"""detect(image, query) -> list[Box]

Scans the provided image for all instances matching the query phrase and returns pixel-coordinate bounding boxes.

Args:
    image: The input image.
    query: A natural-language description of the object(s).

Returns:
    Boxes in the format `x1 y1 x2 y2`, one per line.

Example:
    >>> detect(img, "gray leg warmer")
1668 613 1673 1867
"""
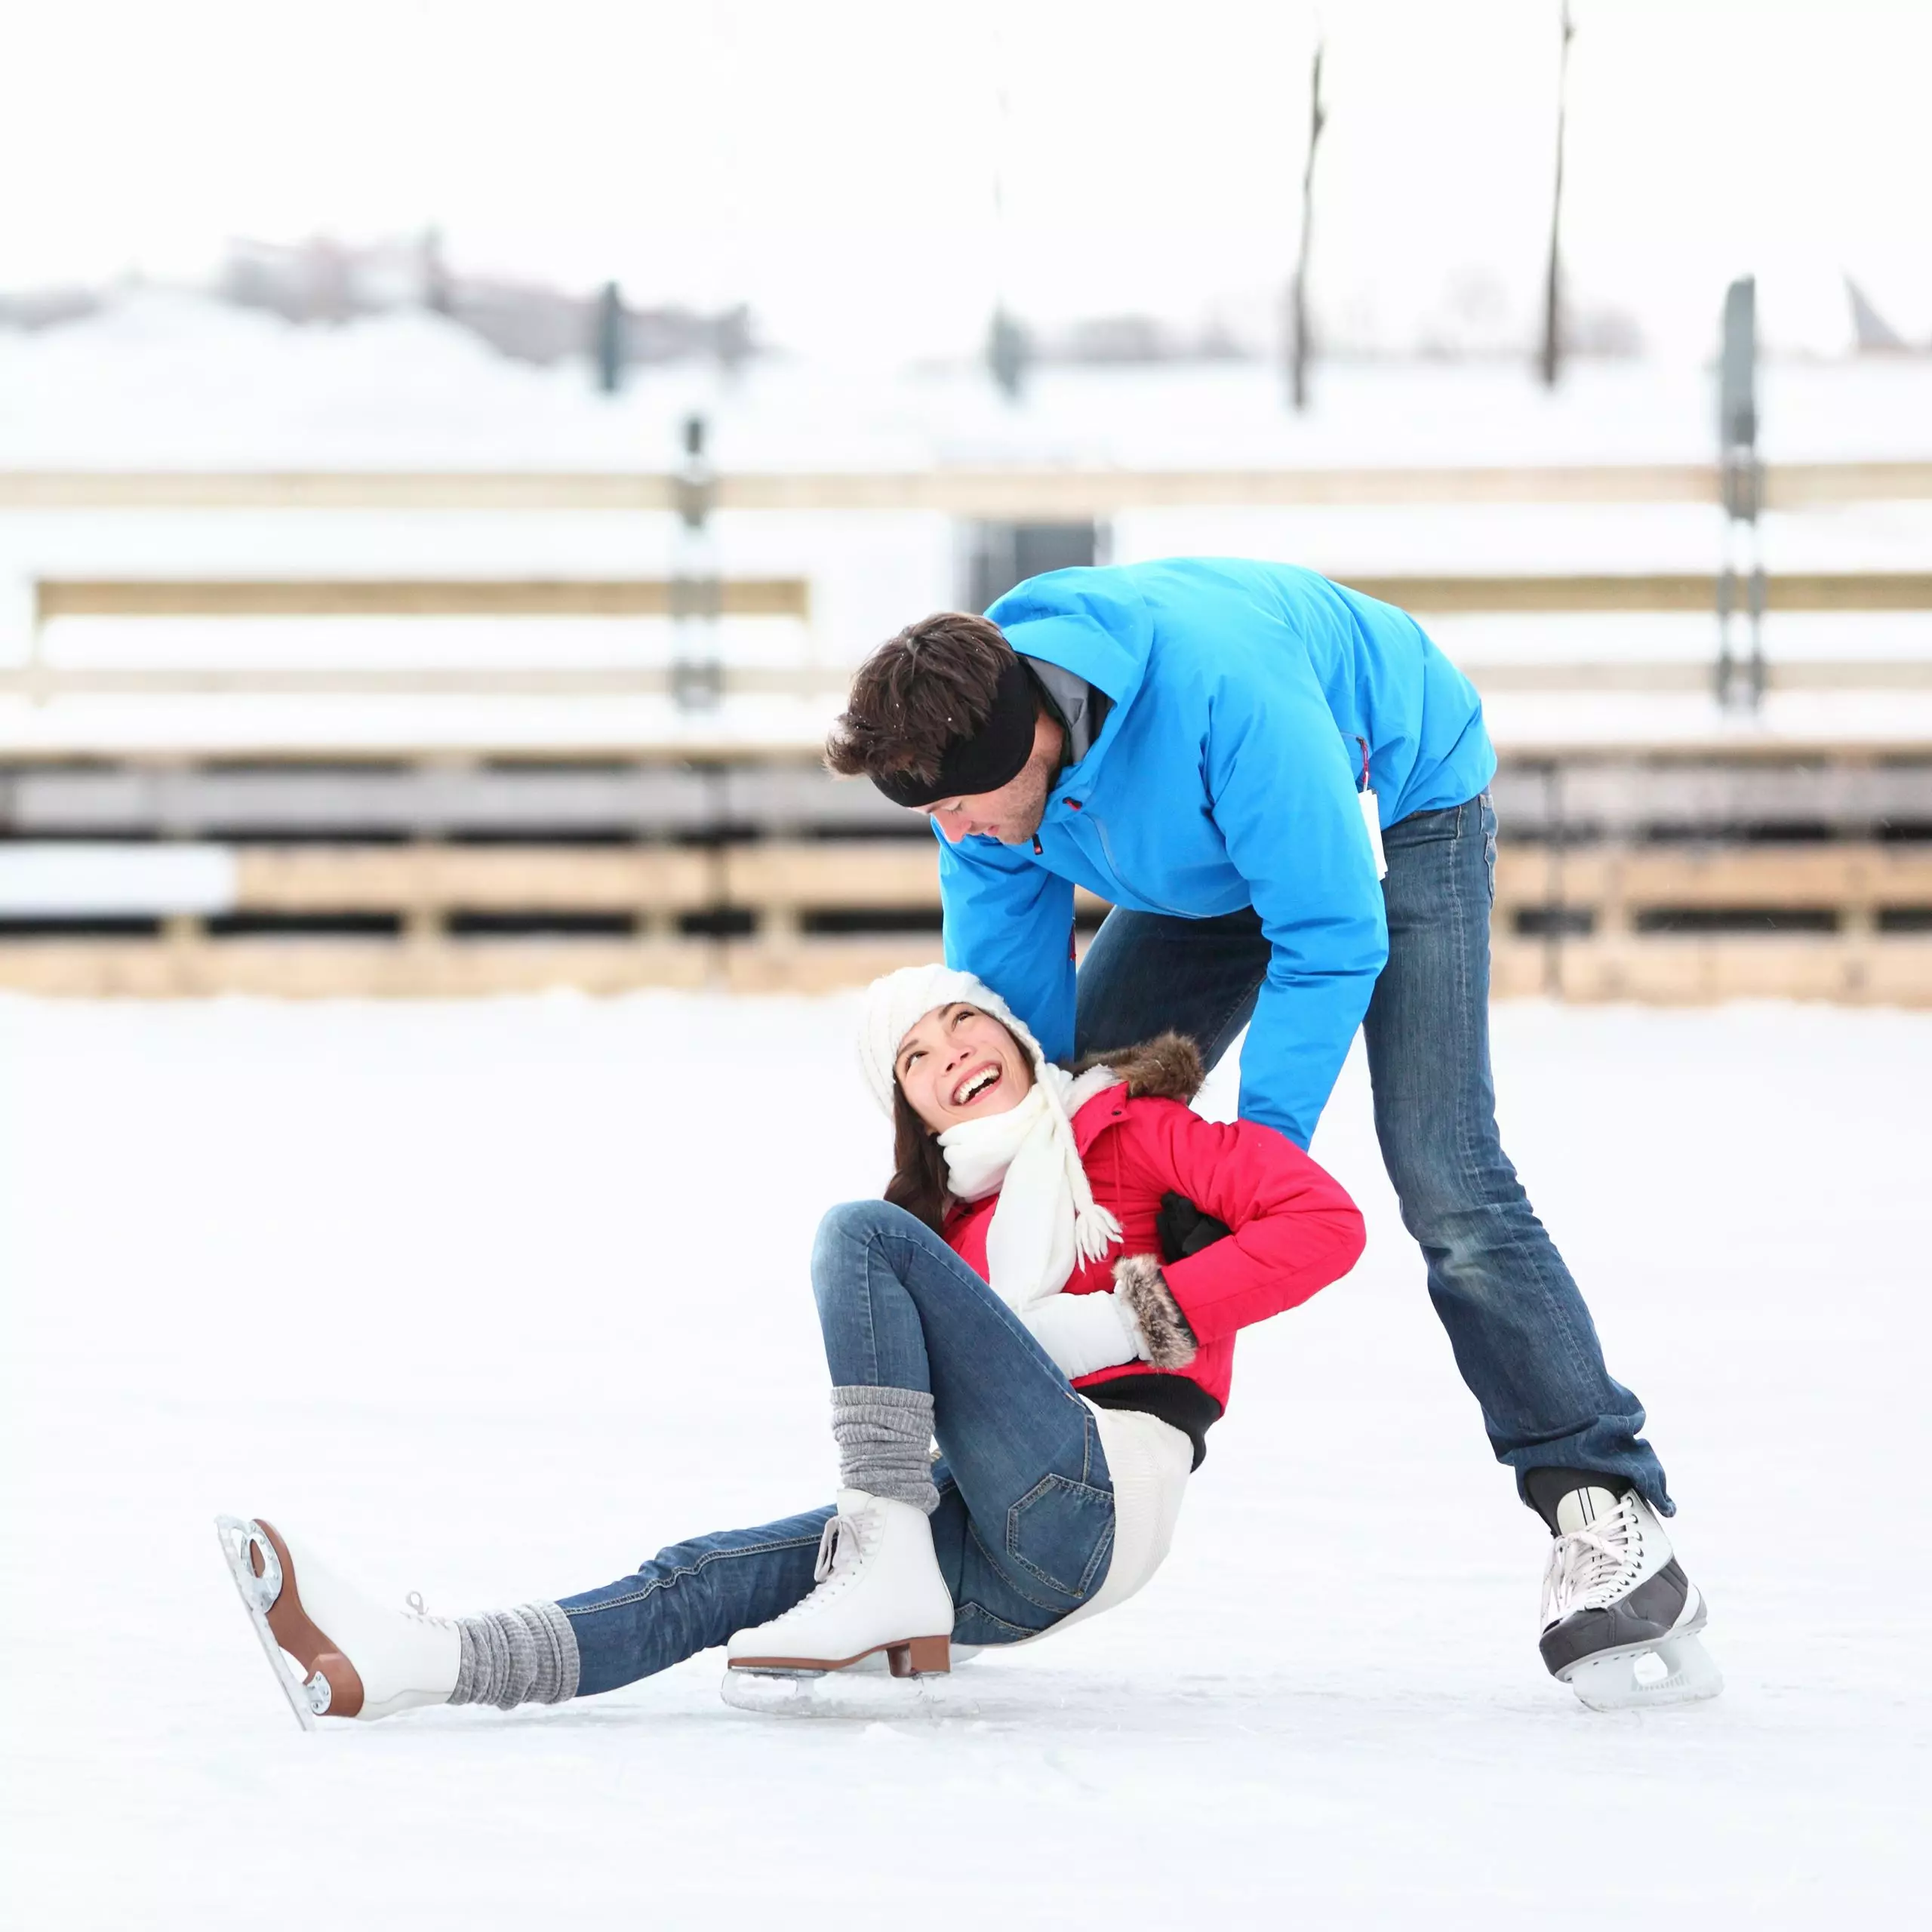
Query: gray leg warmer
831 1385 939 1515
450 1601 580 1709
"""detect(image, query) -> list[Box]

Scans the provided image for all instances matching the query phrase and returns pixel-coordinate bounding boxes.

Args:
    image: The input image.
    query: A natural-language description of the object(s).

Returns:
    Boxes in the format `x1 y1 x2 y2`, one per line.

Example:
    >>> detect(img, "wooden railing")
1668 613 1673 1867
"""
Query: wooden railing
2 835 1926 1004
32 577 811 622
6 568 1926 705
5 462 1931 512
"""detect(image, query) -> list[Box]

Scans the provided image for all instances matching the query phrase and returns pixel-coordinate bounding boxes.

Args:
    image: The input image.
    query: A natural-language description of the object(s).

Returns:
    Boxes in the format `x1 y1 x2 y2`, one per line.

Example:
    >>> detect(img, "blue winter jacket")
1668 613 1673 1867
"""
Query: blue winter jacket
937 557 1496 1147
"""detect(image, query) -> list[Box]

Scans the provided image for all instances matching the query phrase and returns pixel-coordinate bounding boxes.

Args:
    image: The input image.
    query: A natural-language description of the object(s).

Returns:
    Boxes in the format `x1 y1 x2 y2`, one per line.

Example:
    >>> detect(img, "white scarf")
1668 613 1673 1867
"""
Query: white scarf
939 1063 1124 1310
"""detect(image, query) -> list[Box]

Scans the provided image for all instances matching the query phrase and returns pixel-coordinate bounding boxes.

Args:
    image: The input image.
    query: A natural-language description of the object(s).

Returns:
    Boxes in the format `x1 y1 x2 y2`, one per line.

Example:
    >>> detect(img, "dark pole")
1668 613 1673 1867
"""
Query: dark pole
1539 1 1575 389
1290 39 1327 412
1716 276 1764 709
594 281 626 395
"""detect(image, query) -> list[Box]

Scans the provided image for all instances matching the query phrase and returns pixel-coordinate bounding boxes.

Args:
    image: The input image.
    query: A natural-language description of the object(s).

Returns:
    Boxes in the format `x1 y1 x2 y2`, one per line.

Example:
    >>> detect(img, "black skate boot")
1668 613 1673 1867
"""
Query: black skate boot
1527 1472 1723 1712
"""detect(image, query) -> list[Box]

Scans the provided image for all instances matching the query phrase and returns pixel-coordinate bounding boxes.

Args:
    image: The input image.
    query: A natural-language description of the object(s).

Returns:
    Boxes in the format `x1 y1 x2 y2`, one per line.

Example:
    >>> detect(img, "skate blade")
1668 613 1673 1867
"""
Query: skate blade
719 1663 971 1721
1561 1632 1724 1712
213 1515 323 1734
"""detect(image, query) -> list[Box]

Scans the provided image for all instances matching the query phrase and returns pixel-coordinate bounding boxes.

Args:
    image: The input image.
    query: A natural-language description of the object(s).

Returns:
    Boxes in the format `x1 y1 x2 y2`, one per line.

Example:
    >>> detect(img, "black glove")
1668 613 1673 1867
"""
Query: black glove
1156 1191 1232 1265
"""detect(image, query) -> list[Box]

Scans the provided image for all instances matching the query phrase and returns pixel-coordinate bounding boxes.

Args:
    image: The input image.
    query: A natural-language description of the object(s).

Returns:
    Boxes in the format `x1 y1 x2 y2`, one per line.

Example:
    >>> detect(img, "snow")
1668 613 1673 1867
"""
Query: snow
0 841 234 915
6 292 1932 472
2 993 1927 1927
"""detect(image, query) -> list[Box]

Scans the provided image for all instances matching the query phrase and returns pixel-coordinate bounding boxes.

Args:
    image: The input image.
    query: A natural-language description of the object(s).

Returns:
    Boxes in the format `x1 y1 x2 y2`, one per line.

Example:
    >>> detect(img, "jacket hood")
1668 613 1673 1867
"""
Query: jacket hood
986 568 1153 718
1070 1032 1204 1105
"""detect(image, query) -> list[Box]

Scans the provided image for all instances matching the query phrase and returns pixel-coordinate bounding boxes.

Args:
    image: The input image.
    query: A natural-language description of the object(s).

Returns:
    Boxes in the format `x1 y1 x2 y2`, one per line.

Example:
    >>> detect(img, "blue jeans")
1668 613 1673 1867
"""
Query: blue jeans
560 1200 1115 1697
1075 792 1670 1515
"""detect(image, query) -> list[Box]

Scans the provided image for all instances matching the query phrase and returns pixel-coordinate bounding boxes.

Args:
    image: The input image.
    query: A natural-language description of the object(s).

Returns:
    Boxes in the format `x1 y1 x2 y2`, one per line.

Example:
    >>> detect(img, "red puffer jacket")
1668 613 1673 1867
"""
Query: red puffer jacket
943 1035 1365 1412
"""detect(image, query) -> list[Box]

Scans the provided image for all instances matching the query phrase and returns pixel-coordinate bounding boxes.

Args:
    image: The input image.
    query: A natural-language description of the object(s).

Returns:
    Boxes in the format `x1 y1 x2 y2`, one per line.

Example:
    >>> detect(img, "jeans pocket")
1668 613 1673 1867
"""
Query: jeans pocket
1481 793 1498 904
1006 1474 1115 1600
952 1599 1051 1647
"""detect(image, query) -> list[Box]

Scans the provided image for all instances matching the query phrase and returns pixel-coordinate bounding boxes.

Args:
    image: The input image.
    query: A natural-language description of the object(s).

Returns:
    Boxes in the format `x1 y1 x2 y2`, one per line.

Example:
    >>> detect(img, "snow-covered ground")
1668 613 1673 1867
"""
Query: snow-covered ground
2 993 1927 1927
8 294 1932 472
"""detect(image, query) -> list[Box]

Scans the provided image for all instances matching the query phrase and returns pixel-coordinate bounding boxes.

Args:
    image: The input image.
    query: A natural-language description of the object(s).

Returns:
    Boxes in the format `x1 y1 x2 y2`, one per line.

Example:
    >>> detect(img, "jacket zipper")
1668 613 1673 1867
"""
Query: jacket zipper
1084 808 1195 918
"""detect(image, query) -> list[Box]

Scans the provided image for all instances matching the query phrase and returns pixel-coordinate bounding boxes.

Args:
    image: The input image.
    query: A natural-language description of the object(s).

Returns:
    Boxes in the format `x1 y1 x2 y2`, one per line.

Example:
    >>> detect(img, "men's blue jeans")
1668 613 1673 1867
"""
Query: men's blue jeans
1075 791 1670 1515
560 1200 1114 1697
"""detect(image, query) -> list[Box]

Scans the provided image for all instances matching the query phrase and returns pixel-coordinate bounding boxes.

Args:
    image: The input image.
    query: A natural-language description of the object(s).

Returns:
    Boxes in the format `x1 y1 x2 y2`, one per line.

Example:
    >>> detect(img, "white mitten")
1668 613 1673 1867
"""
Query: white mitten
1020 1289 1145 1380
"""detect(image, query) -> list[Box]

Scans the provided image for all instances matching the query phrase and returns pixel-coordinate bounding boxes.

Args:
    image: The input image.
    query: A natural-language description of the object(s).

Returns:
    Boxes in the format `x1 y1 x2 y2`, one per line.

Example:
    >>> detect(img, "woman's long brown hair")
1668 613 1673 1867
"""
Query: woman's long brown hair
884 1082 952 1233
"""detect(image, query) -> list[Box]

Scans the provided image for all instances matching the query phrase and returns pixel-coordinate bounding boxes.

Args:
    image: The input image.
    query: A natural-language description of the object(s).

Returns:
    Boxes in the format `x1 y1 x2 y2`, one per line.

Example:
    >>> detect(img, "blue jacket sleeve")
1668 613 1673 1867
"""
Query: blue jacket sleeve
1206 657 1389 1147
936 828 1078 1061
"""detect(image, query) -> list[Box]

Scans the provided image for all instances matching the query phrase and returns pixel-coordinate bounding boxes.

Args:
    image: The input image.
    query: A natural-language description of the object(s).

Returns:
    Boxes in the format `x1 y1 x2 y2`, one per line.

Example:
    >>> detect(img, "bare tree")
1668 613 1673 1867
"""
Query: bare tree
1290 38 1327 411
1539 0 1576 388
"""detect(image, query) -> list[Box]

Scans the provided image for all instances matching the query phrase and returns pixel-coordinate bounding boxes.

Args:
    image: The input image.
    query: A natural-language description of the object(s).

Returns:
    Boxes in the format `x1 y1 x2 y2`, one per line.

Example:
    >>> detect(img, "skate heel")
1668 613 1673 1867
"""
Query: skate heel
887 1635 950 1678
304 1651 366 1718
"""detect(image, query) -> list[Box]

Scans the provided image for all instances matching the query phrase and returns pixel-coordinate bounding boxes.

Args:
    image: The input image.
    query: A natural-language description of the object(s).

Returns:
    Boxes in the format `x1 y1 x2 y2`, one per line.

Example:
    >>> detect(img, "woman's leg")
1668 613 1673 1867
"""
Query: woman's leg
554 1506 834 1698
472 1200 1112 1705
811 1198 1116 1636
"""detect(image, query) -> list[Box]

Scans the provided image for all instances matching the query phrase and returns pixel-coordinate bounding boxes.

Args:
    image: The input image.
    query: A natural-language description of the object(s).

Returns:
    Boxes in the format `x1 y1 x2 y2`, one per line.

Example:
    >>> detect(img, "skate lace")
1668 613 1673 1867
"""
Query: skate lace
762 1506 880 1629
1540 1494 1644 1625
402 1589 457 1631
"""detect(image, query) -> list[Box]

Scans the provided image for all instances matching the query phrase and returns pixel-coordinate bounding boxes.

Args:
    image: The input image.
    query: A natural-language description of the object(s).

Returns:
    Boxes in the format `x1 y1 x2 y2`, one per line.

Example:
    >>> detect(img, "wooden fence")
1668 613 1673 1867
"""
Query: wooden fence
2 835 1927 1004
5 462 1931 512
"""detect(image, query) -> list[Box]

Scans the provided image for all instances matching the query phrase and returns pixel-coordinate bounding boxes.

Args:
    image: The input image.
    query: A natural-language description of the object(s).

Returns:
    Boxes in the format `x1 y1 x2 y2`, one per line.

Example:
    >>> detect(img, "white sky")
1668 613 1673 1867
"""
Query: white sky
5 0 1928 361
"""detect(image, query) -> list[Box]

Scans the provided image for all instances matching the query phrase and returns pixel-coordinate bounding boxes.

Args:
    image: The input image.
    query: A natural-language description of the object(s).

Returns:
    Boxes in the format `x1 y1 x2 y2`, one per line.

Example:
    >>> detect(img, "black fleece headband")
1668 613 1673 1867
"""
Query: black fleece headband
869 654 1038 809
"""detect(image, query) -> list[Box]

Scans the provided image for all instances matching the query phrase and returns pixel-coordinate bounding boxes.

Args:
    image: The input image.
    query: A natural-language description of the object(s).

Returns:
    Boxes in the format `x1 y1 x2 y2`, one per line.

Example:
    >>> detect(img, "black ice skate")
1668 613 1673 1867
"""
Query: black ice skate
1534 1480 1722 1712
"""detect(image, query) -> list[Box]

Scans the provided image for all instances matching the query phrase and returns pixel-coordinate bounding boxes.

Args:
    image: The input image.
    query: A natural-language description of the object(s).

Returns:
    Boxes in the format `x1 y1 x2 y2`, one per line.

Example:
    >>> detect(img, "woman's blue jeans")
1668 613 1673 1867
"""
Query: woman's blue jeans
560 1201 1114 1697
1075 791 1670 1515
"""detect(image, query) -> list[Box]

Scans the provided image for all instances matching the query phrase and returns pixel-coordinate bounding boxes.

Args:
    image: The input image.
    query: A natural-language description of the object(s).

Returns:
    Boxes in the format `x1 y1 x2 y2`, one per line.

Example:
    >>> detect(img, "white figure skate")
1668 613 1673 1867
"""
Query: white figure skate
214 1515 460 1728
723 1489 953 1709
1539 1488 1722 1712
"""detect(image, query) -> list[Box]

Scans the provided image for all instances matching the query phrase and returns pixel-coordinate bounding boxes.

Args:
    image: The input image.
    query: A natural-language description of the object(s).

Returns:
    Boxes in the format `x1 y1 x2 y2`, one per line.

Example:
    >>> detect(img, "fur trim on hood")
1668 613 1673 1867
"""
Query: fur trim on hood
1069 1032 1204 1106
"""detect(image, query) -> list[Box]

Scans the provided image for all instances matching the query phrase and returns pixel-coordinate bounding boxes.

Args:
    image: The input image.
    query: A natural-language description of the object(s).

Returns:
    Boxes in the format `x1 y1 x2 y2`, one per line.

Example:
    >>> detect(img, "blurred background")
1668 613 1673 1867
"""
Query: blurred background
2 0 1927 1004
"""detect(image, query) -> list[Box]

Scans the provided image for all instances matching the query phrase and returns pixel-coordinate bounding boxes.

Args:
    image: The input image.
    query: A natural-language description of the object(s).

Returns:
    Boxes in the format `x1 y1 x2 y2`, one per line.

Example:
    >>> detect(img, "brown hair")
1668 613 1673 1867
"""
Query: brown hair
884 1082 952 1234
825 612 1014 788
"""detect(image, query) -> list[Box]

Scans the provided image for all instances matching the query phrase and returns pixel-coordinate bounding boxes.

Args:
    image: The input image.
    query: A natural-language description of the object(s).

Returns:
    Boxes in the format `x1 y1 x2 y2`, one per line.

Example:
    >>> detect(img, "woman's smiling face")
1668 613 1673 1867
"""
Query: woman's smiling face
895 1002 1034 1133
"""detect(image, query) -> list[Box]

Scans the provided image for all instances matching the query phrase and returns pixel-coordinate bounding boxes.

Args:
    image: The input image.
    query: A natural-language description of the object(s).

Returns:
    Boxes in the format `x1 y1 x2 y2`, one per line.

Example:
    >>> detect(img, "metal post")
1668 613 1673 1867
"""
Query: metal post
1716 275 1764 710
594 282 627 395
1290 39 1327 412
670 414 723 710
1538 2 1574 390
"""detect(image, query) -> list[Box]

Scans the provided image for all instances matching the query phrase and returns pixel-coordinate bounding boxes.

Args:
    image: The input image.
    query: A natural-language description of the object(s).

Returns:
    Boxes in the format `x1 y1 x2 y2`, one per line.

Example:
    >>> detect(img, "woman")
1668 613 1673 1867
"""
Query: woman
217 964 1364 1727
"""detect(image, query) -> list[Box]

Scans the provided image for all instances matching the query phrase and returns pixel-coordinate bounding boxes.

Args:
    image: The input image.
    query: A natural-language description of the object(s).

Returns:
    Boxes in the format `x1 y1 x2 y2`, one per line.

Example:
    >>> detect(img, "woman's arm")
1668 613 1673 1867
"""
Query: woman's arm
1119 1098 1366 1346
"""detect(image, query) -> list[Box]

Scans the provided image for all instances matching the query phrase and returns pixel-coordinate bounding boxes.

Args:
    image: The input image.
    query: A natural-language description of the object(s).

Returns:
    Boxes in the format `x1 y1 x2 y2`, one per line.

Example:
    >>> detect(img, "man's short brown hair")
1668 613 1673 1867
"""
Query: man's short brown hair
824 612 1014 788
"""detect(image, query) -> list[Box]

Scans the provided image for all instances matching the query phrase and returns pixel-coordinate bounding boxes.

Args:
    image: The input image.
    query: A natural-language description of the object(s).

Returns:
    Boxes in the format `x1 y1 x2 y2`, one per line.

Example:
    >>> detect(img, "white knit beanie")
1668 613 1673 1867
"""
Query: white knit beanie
856 963 1041 1115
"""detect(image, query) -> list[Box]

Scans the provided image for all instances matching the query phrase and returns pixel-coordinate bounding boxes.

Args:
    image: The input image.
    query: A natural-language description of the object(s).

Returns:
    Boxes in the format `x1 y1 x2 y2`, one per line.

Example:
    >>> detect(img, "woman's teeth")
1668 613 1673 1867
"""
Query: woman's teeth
952 1066 1001 1106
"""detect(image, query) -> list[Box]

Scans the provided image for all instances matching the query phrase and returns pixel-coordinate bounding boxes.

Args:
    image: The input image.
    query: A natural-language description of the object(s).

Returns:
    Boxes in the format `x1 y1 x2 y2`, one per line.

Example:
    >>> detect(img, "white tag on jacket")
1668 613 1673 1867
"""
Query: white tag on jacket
1360 788 1388 880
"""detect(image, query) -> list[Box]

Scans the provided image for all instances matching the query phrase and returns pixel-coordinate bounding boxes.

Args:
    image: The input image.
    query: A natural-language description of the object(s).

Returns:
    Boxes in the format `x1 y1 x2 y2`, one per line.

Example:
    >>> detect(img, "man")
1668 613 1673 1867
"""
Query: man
826 556 1719 1709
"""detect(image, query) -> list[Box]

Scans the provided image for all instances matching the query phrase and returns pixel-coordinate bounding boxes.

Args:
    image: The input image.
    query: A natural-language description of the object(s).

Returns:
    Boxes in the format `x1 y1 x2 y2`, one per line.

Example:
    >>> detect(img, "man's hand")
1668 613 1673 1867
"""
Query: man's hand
1157 1191 1232 1263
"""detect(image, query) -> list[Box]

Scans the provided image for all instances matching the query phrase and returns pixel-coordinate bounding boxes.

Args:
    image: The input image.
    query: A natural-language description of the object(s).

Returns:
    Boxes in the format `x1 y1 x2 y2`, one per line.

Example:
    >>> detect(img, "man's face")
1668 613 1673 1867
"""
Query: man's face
923 712 1062 846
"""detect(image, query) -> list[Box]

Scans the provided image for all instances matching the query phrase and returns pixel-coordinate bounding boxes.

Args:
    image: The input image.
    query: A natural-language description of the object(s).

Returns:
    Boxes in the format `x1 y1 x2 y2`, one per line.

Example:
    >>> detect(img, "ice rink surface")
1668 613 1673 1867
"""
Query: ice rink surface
2 991 1926 1927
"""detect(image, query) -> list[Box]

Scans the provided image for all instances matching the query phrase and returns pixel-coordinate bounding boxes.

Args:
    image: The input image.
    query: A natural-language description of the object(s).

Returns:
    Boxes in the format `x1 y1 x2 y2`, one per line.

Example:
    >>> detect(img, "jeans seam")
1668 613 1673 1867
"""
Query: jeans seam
1198 968 1263 1066
1445 799 1606 1414
857 1228 882 1386
955 1598 1052 1641
870 1217 1095 1431
565 1534 826 1618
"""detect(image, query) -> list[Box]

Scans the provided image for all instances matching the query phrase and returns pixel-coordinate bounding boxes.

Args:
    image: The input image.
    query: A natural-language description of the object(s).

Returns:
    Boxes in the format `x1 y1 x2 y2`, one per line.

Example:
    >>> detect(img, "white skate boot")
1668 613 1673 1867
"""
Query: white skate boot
724 1489 953 1696
1537 1487 1722 1712
214 1515 460 1730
